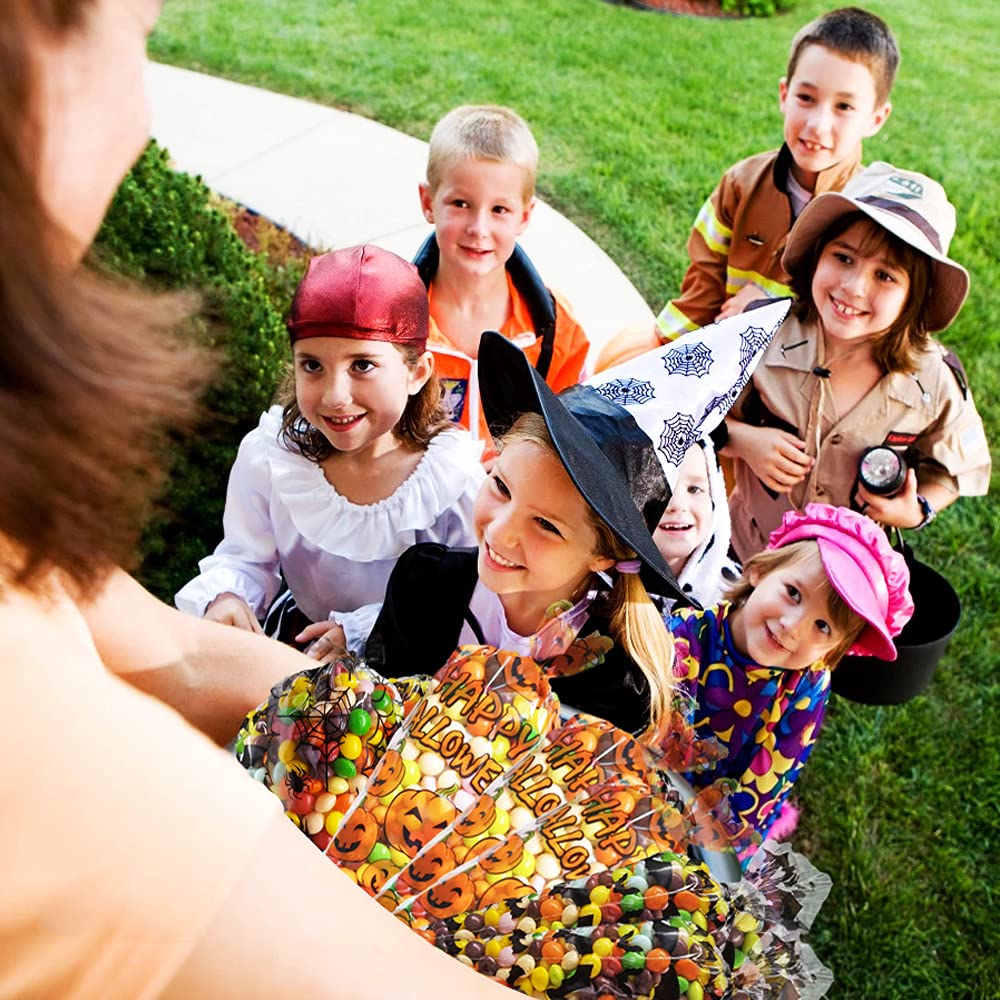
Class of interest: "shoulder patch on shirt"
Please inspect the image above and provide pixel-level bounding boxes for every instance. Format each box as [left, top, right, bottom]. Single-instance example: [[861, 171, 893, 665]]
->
[[961, 424, 988, 457], [884, 431, 918, 447]]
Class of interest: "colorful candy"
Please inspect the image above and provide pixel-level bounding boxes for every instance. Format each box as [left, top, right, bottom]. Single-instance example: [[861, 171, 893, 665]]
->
[[428, 844, 831, 999], [324, 646, 558, 903], [234, 657, 403, 851], [233, 646, 831, 998]]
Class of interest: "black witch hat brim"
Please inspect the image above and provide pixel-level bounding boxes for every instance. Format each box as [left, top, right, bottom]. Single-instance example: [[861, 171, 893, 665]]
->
[[478, 331, 687, 605]]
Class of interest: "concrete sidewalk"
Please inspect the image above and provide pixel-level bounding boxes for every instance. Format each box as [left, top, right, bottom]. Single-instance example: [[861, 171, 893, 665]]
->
[[147, 62, 653, 364]]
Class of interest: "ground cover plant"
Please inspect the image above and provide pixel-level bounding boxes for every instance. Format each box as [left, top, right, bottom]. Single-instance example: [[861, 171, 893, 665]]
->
[[148, 1, 998, 995], [93, 142, 307, 599]]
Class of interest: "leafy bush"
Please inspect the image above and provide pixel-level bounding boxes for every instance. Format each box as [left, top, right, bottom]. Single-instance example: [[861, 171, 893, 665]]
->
[[720, 0, 797, 16], [92, 140, 308, 600]]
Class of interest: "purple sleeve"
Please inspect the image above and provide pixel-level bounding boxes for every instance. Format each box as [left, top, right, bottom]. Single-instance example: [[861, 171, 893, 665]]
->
[[729, 670, 831, 844]]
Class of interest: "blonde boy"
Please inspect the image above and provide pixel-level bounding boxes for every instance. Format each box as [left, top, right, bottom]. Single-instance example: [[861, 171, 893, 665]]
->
[[595, 6, 899, 370], [413, 105, 589, 445]]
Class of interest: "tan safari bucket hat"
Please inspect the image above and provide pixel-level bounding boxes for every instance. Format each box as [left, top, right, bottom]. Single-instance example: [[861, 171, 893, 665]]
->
[[783, 162, 970, 332]]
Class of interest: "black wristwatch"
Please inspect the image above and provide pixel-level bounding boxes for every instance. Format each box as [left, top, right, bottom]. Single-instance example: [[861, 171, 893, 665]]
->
[[914, 493, 936, 530]]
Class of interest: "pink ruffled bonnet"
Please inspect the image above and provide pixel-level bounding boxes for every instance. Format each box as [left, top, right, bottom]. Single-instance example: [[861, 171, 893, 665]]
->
[[767, 504, 914, 660]]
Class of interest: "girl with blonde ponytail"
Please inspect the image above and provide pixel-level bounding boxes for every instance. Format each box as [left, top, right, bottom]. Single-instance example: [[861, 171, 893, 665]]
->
[[590, 524, 676, 729], [366, 312, 782, 734]]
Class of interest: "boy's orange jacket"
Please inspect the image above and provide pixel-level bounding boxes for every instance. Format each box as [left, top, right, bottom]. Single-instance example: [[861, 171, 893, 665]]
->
[[413, 234, 589, 446]]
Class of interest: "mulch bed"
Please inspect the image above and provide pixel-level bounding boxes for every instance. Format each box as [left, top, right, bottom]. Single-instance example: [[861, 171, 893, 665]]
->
[[223, 201, 313, 266]]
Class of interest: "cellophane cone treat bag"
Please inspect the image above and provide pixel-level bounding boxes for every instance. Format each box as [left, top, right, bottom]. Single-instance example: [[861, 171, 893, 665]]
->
[[428, 842, 832, 1000], [391, 717, 694, 925], [322, 646, 559, 895], [235, 656, 405, 850], [234, 645, 833, 997]]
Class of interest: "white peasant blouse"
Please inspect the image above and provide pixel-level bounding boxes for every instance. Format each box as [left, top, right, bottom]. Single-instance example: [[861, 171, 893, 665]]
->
[[175, 406, 484, 647]]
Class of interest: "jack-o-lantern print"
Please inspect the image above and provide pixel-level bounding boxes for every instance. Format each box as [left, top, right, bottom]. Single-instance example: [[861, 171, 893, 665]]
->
[[384, 789, 457, 858], [612, 733, 650, 783], [685, 784, 739, 851], [357, 858, 396, 896], [405, 842, 457, 888], [501, 652, 542, 698], [646, 796, 687, 852], [329, 807, 379, 863], [452, 793, 497, 838], [478, 833, 525, 874], [478, 877, 534, 909], [454, 649, 487, 684], [420, 872, 477, 920], [367, 749, 405, 798]]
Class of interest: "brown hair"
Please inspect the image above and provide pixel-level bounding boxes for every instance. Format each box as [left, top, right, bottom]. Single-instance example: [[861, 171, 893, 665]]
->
[[787, 7, 900, 107], [726, 540, 866, 668], [787, 210, 935, 373], [278, 344, 452, 460], [0, 0, 209, 598], [499, 413, 675, 729], [425, 104, 538, 202]]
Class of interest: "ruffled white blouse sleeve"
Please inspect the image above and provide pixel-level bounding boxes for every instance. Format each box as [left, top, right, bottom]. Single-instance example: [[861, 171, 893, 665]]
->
[[174, 412, 284, 618], [176, 408, 484, 626]]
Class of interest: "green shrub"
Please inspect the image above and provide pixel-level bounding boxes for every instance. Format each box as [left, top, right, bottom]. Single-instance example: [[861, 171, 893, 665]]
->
[[720, 0, 797, 17], [92, 140, 307, 600]]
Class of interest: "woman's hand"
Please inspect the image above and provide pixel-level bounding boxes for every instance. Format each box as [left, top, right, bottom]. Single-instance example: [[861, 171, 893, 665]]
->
[[204, 593, 263, 633], [297, 620, 348, 660], [727, 420, 813, 493]]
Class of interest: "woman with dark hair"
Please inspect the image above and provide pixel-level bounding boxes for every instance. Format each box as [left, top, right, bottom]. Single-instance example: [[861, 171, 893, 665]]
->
[[0, 2, 508, 995]]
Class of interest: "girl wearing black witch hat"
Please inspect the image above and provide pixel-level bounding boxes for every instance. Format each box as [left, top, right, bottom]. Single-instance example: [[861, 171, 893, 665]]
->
[[365, 304, 790, 735]]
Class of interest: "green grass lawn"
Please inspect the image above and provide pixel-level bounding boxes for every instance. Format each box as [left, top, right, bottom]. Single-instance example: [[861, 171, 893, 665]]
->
[[150, 1, 999, 995]]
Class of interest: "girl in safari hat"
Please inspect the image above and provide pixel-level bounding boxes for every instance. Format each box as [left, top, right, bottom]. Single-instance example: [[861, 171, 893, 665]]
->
[[720, 162, 991, 561]]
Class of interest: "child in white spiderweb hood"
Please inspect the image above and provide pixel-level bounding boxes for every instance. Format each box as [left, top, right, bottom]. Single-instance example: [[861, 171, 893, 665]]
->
[[653, 435, 741, 610]]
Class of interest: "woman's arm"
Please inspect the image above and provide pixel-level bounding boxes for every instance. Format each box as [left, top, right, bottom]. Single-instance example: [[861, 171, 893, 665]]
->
[[83, 568, 313, 744], [164, 812, 512, 999]]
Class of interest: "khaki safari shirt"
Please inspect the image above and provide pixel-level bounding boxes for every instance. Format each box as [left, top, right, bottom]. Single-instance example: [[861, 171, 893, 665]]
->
[[728, 314, 992, 560]]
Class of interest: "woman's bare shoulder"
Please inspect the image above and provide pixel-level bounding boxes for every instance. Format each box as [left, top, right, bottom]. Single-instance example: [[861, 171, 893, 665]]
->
[[0, 576, 103, 667]]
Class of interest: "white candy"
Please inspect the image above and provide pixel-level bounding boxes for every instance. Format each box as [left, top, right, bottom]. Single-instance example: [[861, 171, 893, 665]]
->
[[437, 768, 460, 789], [453, 789, 477, 812], [510, 806, 534, 831], [314, 792, 336, 814], [418, 751, 445, 776], [535, 852, 562, 880]]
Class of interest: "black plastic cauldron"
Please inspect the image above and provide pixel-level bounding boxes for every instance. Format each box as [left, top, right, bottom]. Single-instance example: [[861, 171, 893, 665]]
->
[[831, 547, 961, 705]]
